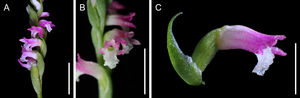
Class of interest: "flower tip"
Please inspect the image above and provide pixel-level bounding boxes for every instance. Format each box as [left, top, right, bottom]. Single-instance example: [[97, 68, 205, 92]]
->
[[271, 47, 287, 56]]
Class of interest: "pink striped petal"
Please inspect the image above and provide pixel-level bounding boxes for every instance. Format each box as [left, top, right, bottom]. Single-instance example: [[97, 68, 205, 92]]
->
[[76, 54, 102, 79]]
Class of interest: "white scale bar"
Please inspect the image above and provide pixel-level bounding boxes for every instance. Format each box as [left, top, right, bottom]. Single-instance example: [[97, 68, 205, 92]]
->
[[295, 43, 297, 95], [73, 0, 76, 97], [144, 48, 146, 95], [68, 62, 70, 95], [149, 0, 152, 97]]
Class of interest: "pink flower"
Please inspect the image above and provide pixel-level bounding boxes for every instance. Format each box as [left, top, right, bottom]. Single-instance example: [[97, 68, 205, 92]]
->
[[106, 1, 136, 29], [217, 25, 287, 76], [105, 29, 141, 54], [106, 13, 137, 28], [40, 12, 49, 18], [76, 54, 102, 81], [39, 20, 55, 32], [99, 39, 125, 69], [18, 46, 38, 70], [108, 1, 125, 14], [27, 26, 44, 38], [19, 37, 42, 51]]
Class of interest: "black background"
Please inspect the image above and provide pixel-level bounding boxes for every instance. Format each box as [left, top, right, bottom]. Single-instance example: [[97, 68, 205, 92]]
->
[[153, 0, 299, 97], [1, 0, 72, 98], [76, 0, 148, 98]]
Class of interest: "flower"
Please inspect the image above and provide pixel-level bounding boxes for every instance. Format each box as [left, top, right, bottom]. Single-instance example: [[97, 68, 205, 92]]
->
[[106, 13, 137, 28], [28, 26, 45, 38], [39, 20, 55, 32], [108, 1, 125, 14], [18, 46, 38, 70], [19, 37, 42, 51], [106, 1, 136, 29], [217, 25, 287, 76], [76, 54, 102, 81], [99, 39, 125, 69], [105, 29, 141, 54]]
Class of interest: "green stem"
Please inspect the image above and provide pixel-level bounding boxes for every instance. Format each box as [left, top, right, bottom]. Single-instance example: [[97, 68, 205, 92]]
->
[[97, 67, 113, 98], [37, 93, 42, 98]]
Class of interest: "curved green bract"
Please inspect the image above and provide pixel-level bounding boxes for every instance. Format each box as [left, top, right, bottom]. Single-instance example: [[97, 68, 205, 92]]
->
[[167, 12, 223, 86], [167, 12, 203, 86], [192, 27, 223, 72]]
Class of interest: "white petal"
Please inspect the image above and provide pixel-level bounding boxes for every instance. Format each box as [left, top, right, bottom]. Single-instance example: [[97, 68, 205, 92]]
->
[[32, 0, 41, 10], [252, 46, 275, 76], [103, 49, 119, 69], [76, 70, 84, 82]]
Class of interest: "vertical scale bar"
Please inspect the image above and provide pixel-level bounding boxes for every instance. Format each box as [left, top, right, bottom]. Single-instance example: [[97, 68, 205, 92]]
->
[[144, 48, 146, 95], [296, 43, 297, 95], [73, 0, 76, 97], [68, 62, 70, 95], [149, 0, 152, 98]]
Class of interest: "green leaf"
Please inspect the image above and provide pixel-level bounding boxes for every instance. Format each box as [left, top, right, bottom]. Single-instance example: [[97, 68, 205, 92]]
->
[[167, 12, 203, 86]]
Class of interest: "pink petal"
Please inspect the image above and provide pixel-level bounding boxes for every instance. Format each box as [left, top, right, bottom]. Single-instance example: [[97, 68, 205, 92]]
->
[[106, 15, 137, 28], [18, 59, 31, 70], [108, 1, 125, 14], [127, 31, 135, 38], [76, 54, 102, 79], [20, 51, 37, 62], [99, 48, 105, 55], [40, 12, 49, 17], [271, 47, 287, 56], [20, 37, 42, 51], [114, 37, 127, 45], [129, 38, 141, 45], [117, 48, 126, 55], [104, 40, 110, 49], [218, 25, 286, 55]]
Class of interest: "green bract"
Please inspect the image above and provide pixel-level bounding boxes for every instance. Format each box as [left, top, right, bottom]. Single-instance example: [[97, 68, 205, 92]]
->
[[167, 12, 223, 86]]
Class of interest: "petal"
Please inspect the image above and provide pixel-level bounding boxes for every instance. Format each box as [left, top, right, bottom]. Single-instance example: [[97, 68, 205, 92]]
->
[[252, 46, 275, 76], [114, 37, 127, 45], [76, 70, 84, 82], [99, 48, 105, 55], [106, 15, 137, 28], [20, 51, 37, 62], [108, 1, 125, 14], [129, 38, 141, 45], [103, 49, 119, 69], [127, 31, 135, 38], [271, 47, 287, 56], [32, 0, 41, 10], [76, 54, 102, 79], [117, 48, 126, 55], [20, 37, 42, 51], [218, 25, 286, 55], [18, 59, 31, 70], [40, 12, 49, 17]]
